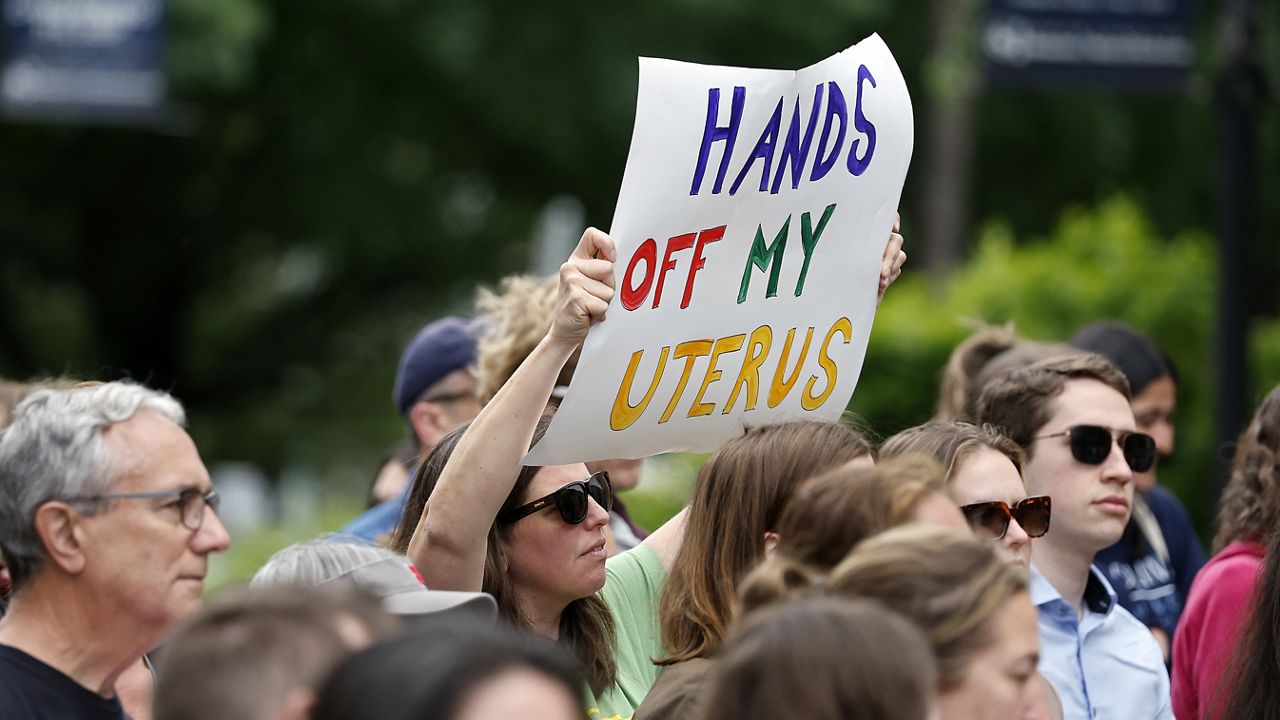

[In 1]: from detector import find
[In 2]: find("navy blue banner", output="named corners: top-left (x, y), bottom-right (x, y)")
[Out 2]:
top-left (2, 0), bottom-right (166, 124)
top-left (982, 0), bottom-right (1197, 91)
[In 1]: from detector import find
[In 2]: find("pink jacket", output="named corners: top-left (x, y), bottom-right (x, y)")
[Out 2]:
top-left (1171, 539), bottom-right (1266, 720)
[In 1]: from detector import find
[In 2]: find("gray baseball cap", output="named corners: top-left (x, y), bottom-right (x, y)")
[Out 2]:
top-left (320, 557), bottom-right (497, 621)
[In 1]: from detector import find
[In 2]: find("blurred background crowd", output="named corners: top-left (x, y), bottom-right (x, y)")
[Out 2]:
top-left (0, 0), bottom-right (1277, 588)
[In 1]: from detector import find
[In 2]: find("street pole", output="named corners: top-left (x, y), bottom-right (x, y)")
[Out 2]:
top-left (1214, 0), bottom-right (1260, 490)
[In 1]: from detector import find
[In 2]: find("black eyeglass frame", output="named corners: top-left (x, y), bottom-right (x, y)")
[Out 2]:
top-left (959, 495), bottom-right (1052, 541)
top-left (420, 390), bottom-right (475, 405)
top-left (498, 472), bottom-right (612, 525)
top-left (1032, 425), bottom-right (1157, 473)
top-left (68, 488), bottom-right (221, 531)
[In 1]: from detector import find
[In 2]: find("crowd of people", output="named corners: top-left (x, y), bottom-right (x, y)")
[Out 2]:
top-left (0, 225), bottom-right (1276, 720)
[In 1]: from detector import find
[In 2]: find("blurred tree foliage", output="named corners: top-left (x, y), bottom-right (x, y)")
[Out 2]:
top-left (851, 195), bottom-right (1280, 537)
top-left (0, 0), bottom-right (1276, 498)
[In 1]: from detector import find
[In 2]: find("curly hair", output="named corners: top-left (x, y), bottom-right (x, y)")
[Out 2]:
top-left (1212, 385), bottom-right (1280, 553)
top-left (473, 274), bottom-right (579, 406)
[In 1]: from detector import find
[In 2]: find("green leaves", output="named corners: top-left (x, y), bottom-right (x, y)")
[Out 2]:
top-left (169, 0), bottom-right (272, 94)
top-left (852, 195), bottom-right (1274, 538)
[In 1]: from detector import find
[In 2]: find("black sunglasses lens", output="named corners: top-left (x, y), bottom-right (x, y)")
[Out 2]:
top-left (1013, 496), bottom-right (1051, 538)
top-left (962, 502), bottom-right (1010, 541)
top-left (555, 484), bottom-right (589, 524)
top-left (1124, 434), bottom-right (1157, 473)
top-left (587, 475), bottom-right (613, 513)
top-left (1068, 426), bottom-right (1113, 465)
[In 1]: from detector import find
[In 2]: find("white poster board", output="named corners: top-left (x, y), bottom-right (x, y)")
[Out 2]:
top-left (527, 34), bottom-right (914, 465)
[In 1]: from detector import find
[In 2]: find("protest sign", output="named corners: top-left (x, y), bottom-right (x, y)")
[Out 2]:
top-left (526, 34), bottom-right (914, 465)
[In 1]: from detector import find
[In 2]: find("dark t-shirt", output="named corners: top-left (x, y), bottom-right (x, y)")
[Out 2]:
top-left (633, 657), bottom-right (713, 720)
top-left (1094, 485), bottom-right (1207, 639)
top-left (0, 644), bottom-right (127, 719)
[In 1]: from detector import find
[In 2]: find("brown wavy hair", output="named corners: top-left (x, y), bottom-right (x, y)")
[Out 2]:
top-left (740, 526), bottom-right (1027, 691)
top-left (1218, 526), bottom-right (1280, 720)
top-left (773, 455), bottom-right (947, 571)
top-left (1212, 384), bottom-right (1280, 553)
top-left (389, 415), bottom-right (616, 695)
top-left (880, 421), bottom-right (1025, 486)
top-left (657, 420), bottom-right (873, 665)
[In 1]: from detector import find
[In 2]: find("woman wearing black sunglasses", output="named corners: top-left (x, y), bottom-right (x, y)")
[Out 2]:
top-left (402, 229), bottom-right (689, 720)
top-left (402, 226), bottom-right (901, 720)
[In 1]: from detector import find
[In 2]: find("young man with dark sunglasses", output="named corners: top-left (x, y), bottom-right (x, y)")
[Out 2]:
top-left (978, 353), bottom-right (1172, 720)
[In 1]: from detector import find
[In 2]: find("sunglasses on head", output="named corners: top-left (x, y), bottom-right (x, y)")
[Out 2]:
top-left (498, 471), bottom-right (613, 525)
top-left (1034, 425), bottom-right (1157, 473)
top-left (960, 495), bottom-right (1052, 541)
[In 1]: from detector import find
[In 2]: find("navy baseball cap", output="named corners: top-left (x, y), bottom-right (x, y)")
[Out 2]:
top-left (393, 317), bottom-right (478, 417)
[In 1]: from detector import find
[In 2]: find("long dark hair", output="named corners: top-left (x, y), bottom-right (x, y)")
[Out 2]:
top-left (1217, 526), bottom-right (1280, 720)
top-left (389, 415), bottom-right (617, 695)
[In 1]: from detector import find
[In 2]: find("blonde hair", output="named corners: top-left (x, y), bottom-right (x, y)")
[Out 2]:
top-left (474, 275), bottom-right (578, 406)
top-left (936, 324), bottom-right (1021, 422)
top-left (935, 323), bottom-right (1072, 422)
top-left (740, 526), bottom-right (1027, 691)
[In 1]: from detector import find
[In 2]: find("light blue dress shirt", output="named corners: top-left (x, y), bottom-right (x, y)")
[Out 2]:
top-left (1030, 564), bottom-right (1173, 720)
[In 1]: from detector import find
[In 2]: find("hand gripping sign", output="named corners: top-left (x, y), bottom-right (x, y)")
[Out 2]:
top-left (527, 35), bottom-right (914, 465)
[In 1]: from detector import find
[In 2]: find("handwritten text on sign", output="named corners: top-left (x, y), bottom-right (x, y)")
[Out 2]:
top-left (527, 35), bottom-right (914, 464)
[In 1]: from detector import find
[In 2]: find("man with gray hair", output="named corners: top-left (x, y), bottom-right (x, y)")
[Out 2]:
top-left (0, 381), bottom-right (231, 719)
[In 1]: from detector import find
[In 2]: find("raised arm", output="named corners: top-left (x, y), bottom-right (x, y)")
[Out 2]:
top-left (408, 229), bottom-right (616, 591)
top-left (641, 507), bottom-right (687, 571)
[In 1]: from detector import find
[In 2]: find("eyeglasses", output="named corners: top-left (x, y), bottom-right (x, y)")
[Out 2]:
top-left (498, 472), bottom-right (612, 525)
top-left (960, 496), bottom-right (1052, 541)
top-left (70, 488), bottom-right (221, 531)
top-left (421, 390), bottom-right (475, 405)
top-left (1033, 425), bottom-right (1156, 473)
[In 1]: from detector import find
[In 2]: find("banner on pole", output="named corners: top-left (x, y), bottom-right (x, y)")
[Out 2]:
top-left (982, 0), bottom-right (1197, 91)
top-left (2, 0), bottom-right (167, 124)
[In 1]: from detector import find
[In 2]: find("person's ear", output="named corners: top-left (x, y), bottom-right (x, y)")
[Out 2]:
top-left (33, 502), bottom-right (89, 575)
top-left (275, 688), bottom-right (315, 720)
top-left (762, 531), bottom-right (780, 559)
top-left (408, 401), bottom-right (446, 448)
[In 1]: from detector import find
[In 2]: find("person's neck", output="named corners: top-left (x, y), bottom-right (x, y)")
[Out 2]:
top-left (516, 589), bottom-right (568, 641)
top-left (1032, 537), bottom-right (1097, 619)
top-left (0, 576), bottom-right (156, 697)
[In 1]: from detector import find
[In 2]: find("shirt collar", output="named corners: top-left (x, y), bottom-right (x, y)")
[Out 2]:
top-left (1029, 564), bottom-right (1118, 616)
